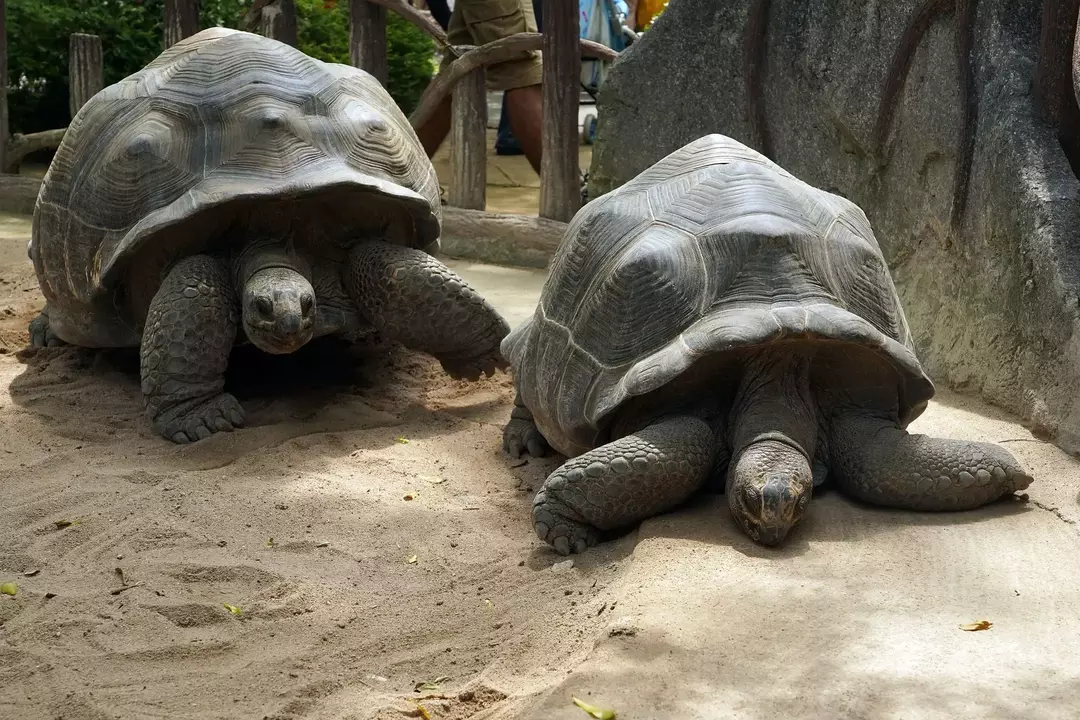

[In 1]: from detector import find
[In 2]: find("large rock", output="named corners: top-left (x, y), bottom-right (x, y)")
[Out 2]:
top-left (589, 0), bottom-right (1080, 453)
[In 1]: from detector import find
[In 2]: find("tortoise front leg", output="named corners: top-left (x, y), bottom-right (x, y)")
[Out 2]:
top-left (829, 412), bottom-right (1033, 510)
top-left (345, 240), bottom-right (510, 380)
top-left (140, 255), bottom-right (245, 443)
top-left (533, 415), bottom-right (718, 555)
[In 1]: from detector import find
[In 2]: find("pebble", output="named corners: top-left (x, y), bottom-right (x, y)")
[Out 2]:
top-left (551, 559), bottom-right (574, 573)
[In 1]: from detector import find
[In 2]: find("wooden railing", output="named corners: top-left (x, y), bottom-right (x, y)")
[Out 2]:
top-left (0, 0), bottom-right (621, 265)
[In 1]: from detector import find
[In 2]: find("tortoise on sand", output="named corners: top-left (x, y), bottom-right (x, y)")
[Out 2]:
top-left (502, 134), bottom-right (1033, 554)
top-left (28, 28), bottom-right (509, 443)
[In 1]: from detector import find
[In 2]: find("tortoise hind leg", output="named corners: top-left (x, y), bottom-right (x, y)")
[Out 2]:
top-left (503, 390), bottom-right (549, 458)
top-left (533, 415), bottom-right (717, 555)
top-left (344, 240), bottom-right (510, 380)
top-left (828, 411), bottom-right (1033, 510)
top-left (140, 255), bottom-right (245, 443)
top-left (28, 307), bottom-right (66, 347)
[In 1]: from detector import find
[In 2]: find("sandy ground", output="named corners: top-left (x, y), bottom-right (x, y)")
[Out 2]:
top-left (1, 210), bottom-right (1079, 720)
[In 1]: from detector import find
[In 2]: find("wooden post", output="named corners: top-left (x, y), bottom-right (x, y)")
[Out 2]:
top-left (539, 1), bottom-right (581, 222)
top-left (164, 0), bottom-right (201, 49)
top-left (68, 34), bottom-right (103, 119)
top-left (448, 68), bottom-right (487, 210)
top-left (260, 0), bottom-right (299, 47)
top-left (0, 0), bottom-right (8, 175)
top-left (350, 0), bottom-right (388, 86)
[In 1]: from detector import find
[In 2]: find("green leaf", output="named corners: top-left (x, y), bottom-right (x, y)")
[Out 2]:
top-left (223, 603), bottom-right (243, 615)
top-left (572, 697), bottom-right (616, 719)
top-left (413, 675), bottom-right (451, 692)
top-left (1, 582), bottom-right (17, 597)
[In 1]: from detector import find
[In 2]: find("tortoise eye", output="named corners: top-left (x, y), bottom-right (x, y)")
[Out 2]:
top-left (255, 296), bottom-right (273, 317)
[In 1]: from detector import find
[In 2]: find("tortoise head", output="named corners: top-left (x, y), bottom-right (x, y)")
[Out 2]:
top-left (727, 439), bottom-right (813, 546)
top-left (242, 266), bottom-right (316, 355)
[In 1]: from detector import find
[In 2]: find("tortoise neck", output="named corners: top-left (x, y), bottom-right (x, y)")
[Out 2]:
top-left (728, 346), bottom-right (820, 461)
top-left (232, 238), bottom-right (312, 290)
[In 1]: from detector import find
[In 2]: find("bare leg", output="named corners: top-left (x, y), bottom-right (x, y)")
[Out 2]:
top-left (503, 390), bottom-right (549, 458)
top-left (504, 85), bottom-right (544, 174)
top-left (141, 255), bottom-right (245, 443)
top-left (414, 96), bottom-right (452, 158)
top-left (345, 240), bottom-right (510, 379)
top-left (829, 412), bottom-right (1033, 510)
top-left (533, 415), bottom-right (717, 555)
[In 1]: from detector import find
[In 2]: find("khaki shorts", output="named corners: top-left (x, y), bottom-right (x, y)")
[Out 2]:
top-left (446, 0), bottom-right (543, 91)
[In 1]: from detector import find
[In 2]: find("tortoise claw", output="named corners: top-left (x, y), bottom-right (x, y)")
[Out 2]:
top-left (154, 393), bottom-right (246, 444)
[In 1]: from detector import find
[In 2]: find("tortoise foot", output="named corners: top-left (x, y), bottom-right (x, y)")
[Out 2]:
top-left (439, 348), bottom-right (508, 382)
top-left (533, 497), bottom-right (601, 556)
top-left (530, 416), bottom-right (718, 555)
top-left (503, 416), bottom-right (548, 459)
top-left (154, 393), bottom-right (246, 444)
top-left (28, 311), bottom-right (66, 348)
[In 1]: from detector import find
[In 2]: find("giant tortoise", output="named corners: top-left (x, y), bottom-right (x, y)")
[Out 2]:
top-left (502, 134), bottom-right (1033, 553)
top-left (28, 28), bottom-right (509, 443)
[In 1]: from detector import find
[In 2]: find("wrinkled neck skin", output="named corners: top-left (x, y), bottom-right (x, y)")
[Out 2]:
top-left (233, 236), bottom-right (316, 355)
top-left (726, 346), bottom-right (819, 546)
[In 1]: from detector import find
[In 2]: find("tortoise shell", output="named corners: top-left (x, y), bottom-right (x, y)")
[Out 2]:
top-left (30, 27), bottom-right (441, 347)
top-left (502, 134), bottom-right (934, 457)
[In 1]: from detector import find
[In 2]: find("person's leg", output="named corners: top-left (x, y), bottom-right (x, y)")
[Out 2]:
top-left (496, 0), bottom-right (542, 158)
top-left (504, 85), bottom-right (543, 173)
top-left (495, 97), bottom-right (522, 155)
top-left (455, 0), bottom-right (545, 172)
top-left (426, 0), bottom-right (452, 30)
top-left (413, 4), bottom-right (468, 157)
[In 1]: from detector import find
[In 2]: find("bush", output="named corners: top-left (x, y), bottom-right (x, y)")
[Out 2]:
top-left (294, 0), bottom-right (435, 114)
top-left (5, 0), bottom-right (435, 134)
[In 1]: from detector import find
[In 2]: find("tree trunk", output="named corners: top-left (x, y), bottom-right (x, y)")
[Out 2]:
top-left (0, 0), bottom-right (8, 175)
top-left (68, 34), bottom-right (104, 119)
top-left (260, 0), bottom-right (299, 47)
top-left (448, 67), bottom-right (487, 210)
top-left (350, 0), bottom-right (388, 85)
top-left (539, 0), bottom-right (581, 222)
top-left (164, 0), bottom-right (201, 49)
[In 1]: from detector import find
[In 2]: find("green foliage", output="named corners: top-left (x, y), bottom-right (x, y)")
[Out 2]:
top-left (293, 0), bottom-right (435, 114)
top-left (6, 0), bottom-right (435, 134)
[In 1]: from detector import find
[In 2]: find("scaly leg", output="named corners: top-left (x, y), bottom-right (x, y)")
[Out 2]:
top-left (28, 307), bottom-right (66, 347)
top-left (503, 390), bottom-right (549, 458)
top-left (140, 255), bottom-right (244, 443)
top-left (533, 415), bottom-right (717, 555)
top-left (345, 241), bottom-right (510, 380)
top-left (829, 412), bottom-right (1033, 510)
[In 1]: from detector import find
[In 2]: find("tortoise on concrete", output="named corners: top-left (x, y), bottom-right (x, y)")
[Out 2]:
top-left (502, 134), bottom-right (1033, 554)
top-left (28, 28), bottom-right (509, 443)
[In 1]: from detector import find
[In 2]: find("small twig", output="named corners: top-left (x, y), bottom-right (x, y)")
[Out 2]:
top-left (109, 582), bottom-right (144, 596)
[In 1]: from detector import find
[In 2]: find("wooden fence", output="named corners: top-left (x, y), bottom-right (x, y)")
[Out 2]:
top-left (0, 0), bottom-right (620, 265)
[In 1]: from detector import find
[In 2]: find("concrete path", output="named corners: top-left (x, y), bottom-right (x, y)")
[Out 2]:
top-left (458, 260), bottom-right (1080, 720)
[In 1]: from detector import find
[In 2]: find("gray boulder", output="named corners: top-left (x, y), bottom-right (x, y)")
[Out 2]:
top-left (589, 0), bottom-right (1080, 453)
